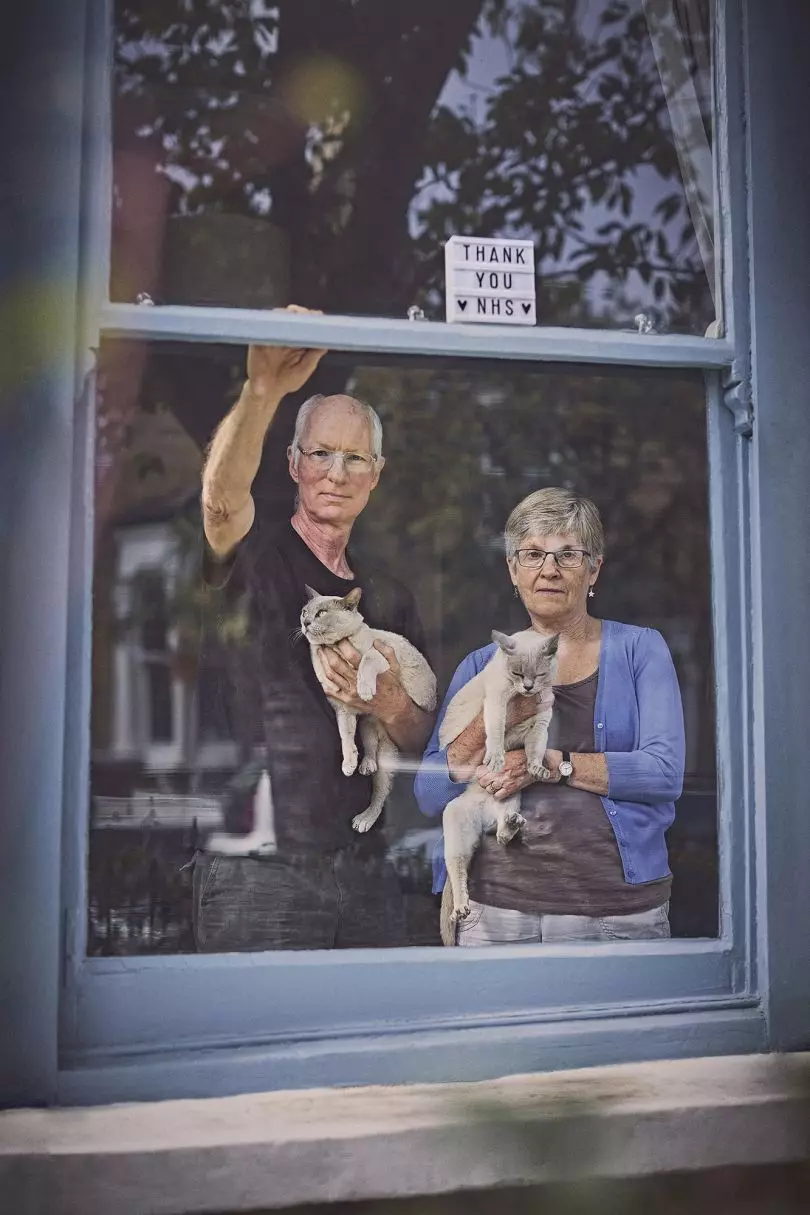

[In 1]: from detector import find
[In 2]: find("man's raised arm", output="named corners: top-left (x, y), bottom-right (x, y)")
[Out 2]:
top-left (201, 306), bottom-right (326, 558)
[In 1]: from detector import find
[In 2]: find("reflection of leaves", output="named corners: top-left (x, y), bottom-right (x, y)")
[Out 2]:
top-left (115, 0), bottom-right (713, 332)
top-left (351, 361), bottom-right (714, 777)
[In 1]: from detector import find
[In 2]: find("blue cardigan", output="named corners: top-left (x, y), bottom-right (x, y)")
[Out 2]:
top-left (414, 620), bottom-right (685, 893)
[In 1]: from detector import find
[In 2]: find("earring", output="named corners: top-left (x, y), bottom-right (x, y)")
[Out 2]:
top-left (588, 587), bottom-right (595, 599)
top-left (513, 585), bottom-right (520, 599)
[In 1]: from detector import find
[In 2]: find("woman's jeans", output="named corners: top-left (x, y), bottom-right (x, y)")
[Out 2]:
top-left (457, 899), bottom-right (670, 946)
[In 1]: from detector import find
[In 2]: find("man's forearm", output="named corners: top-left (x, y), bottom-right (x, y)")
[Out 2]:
top-left (202, 382), bottom-right (280, 552)
top-left (381, 695), bottom-right (436, 754)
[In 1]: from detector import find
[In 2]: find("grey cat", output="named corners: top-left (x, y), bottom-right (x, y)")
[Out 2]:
top-left (301, 587), bottom-right (437, 833)
top-left (437, 629), bottom-right (559, 944)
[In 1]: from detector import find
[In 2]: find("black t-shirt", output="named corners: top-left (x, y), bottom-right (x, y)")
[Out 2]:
top-left (204, 519), bottom-right (428, 853)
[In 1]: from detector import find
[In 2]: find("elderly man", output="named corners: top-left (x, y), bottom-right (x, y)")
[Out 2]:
top-left (194, 312), bottom-right (434, 951)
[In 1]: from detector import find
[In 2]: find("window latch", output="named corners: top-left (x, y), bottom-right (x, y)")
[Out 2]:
top-left (722, 358), bottom-right (753, 437)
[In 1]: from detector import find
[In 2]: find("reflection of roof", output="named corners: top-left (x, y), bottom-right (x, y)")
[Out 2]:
top-left (92, 794), bottom-right (223, 830)
top-left (114, 488), bottom-right (198, 528)
top-left (107, 406), bottom-right (202, 525)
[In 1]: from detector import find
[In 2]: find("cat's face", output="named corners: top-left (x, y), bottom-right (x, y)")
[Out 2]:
top-left (300, 586), bottom-right (363, 644)
top-left (492, 630), bottom-right (559, 695)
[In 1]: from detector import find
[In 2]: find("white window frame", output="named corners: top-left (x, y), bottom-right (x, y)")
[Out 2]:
top-left (13, 0), bottom-right (809, 1110)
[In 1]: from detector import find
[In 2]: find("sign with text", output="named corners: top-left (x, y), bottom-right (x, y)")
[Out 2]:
top-left (445, 235), bottom-right (536, 325)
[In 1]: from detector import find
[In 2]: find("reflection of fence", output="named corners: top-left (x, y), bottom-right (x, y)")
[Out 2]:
top-left (88, 822), bottom-right (200, 956)
top-left (92, 794), bottom-right (224, 831)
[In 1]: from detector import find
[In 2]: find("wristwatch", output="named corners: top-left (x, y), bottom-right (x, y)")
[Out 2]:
top-left (558, 750), bottom-right (574, 783)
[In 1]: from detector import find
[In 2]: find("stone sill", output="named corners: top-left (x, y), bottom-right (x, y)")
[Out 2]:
top-left (2, 1054), bottom-right (810, 1215)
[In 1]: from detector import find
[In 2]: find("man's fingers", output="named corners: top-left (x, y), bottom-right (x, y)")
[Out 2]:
top-left (335, 640), bottom-right (361, 667)
top-left (373, 640), bottom-right (399, 669)
top-left (282, 304), bottom-right (324, 317)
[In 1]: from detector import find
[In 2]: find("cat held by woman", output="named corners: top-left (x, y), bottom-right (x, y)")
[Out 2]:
top-left (301, 586), bottom-right (437, 833)
top-left (438, 629), bottom-right (559, 944)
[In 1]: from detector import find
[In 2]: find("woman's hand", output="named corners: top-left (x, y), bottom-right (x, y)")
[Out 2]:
top-left (476, 750), bottom-right (537, 800)
top-left (319, 640), bottom-right (407, 724)
top-left (476, 748), bottom-right (566, 799)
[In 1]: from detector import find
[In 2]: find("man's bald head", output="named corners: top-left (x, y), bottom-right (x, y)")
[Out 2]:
top-left (291, 393), bottom-right (383, 469)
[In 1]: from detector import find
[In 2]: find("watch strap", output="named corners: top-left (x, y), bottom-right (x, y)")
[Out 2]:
top-left (560, 750), bottom-right (572, 783)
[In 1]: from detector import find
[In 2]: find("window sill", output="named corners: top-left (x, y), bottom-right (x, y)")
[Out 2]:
top-left (3, 1053), bottom-right (809, 1214)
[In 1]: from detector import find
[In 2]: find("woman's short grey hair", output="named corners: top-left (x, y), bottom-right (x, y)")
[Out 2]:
top-left (291, 393), bottom-right (383, 467)
top-left (504, 488), bottom-right (605, 565)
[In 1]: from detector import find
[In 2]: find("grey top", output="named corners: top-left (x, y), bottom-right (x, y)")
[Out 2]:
top-left (469, 671), bottom-right (672, 917)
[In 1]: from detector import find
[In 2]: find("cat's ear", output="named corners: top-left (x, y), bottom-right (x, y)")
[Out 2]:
top-left (544, 634), bottom-right (560, 656)
top-left (492, 629), bottom-right (517, 654)
top-left (304, 585), bottom-right (320, 601)
top-left (343, 587), bottom-right (362, 610)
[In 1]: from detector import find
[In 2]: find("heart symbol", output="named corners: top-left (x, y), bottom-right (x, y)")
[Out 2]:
top-left (458, 299), bottom-right (467, 312)
top-left (522, 302), bottom-right (531, 315)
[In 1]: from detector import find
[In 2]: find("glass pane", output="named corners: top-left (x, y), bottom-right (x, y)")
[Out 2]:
top-left (88, 339), bottom-right (717, 954)
top-left (111, 0), bottom-right (717, 335)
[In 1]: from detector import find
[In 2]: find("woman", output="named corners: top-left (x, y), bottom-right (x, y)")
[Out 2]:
top-left (414, 487), bottom-right (684, 945)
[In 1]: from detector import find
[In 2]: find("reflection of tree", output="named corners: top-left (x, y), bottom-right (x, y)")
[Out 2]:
top-left (350, 363), bottom-right (714, 778)
top-left (114, 0), bottom-right (712, 332)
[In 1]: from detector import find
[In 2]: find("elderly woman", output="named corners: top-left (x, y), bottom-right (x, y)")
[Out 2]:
top-left (414, 488), bottom-right (684, 945)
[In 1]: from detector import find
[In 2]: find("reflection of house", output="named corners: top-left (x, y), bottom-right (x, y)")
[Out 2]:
top-left (93, 407), bottom-right (240, 808)
top-left (104, 502), bottom-right (238, 779)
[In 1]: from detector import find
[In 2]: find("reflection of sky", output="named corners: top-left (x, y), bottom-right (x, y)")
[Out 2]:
top-left (409, 0), bottom-right (710, 323)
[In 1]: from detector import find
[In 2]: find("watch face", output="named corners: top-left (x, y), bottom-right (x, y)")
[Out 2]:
top-left (559, 761), bottom-right (573, 777)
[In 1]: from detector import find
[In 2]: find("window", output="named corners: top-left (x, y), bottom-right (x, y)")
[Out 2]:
top-left (90, 341), bottom-right (717, 954)
top-left (13, 0), bottom-right (803, 1112)
top-left (111, 0), bottom-right (717, 334)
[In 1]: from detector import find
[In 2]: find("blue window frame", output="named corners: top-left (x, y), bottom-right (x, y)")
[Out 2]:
top-left (4, 0), bottom-right (810, 1109)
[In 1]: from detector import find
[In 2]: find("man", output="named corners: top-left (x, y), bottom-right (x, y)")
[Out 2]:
top-left (195, 307), bottom-right (435, 950)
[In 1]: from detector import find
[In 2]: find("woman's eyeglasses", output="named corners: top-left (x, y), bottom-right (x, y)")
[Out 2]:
top-left (515, 547), bottom-right (591, 570)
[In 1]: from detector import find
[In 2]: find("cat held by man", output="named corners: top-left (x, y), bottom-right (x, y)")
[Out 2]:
top-left (301, 586), bottom-right (437, 833)
top-left (438, 629), bottom-right (559, 945)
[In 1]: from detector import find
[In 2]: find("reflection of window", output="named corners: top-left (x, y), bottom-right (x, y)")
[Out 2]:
top-left (133, 570), bottom-right (173, 744)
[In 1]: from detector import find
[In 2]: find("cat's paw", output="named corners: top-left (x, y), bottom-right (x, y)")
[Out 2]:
top-left (483, 748), bottom-right (506, 772)
top-left (452, 901), bottom-right (471, 922)
top-left (358, 756), bottom-right (378, 776)
top-left (356, 674), bottom-right (377, 702)
top-left (352, 807), bottom-right (380, 833)
top-left (496, 810), bottom-right (526, 845)
top-left (342, 747), bottom-right (359, 777)
top-left (527, 757), bottom-right (549, 779)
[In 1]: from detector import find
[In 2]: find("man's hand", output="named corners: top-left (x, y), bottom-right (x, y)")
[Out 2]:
top-left (247, 305), bottom-right (327, 400)
top-left (319, 640), bottom-right (408, 725)
top-left (319, 639), bottom-right (434, 753)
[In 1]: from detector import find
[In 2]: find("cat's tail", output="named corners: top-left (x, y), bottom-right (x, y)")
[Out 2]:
top-left (438, 670), bottom-right (485, 748)
top-left (440, 880), bottom-right (457, 947)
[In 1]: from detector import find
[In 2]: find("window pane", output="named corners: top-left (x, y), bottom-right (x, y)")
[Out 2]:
top-left (88, 339), bottom-right (717, 955)
top-left (111, 0), bottom-right (716, 335)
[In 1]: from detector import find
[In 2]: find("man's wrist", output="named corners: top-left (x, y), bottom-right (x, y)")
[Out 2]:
top-left (377, 684), bottom-right (414, 729)
top-left (244, 380), bottom-right (281, 413)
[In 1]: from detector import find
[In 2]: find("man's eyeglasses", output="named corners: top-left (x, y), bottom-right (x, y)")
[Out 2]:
top-left (515, 547), bottom-right (591, 570)
top-left (297, 446), bottom-right (377, 475)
